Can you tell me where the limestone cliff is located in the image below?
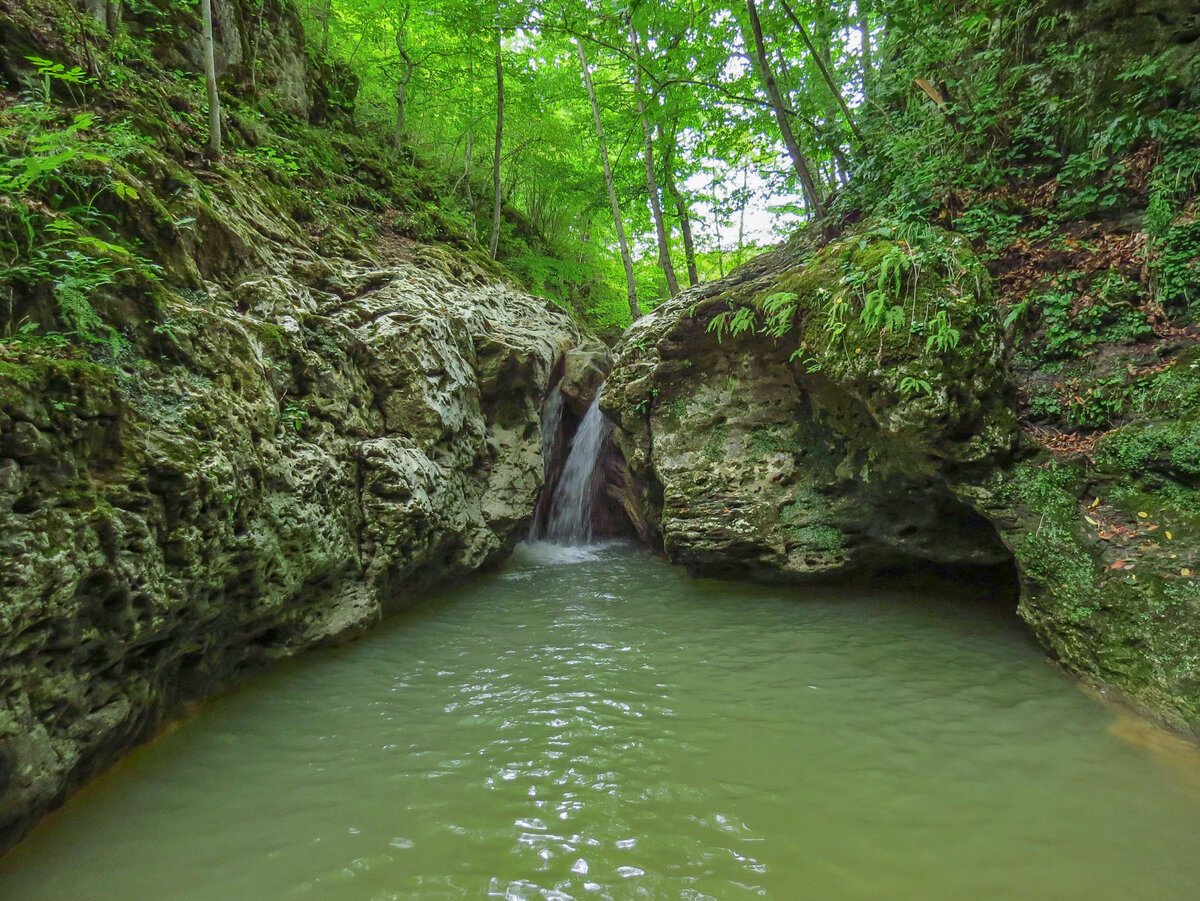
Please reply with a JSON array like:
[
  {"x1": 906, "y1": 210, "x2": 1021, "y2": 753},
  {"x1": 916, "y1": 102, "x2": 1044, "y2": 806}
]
[
  {"x1": 0, "y1": 0, "x2": 580, "y2": 853},
  {"x1": 0, "y1": 243, "x2": 578, "y2": 854},
  {"x1": 605, "y1": 230, "x2": 1200, "y2": 735}
]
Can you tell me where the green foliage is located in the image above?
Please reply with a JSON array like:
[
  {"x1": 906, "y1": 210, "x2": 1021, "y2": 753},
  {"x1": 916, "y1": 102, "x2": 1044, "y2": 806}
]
[
  {"x1": 1144, "y1": 111, "x2": 1200, "y2": 311},
  {"x1": 1029, "y1": 273, "x2": 1152, "y2": 360},
  {"x1": 706, "y1": 306, "x2": 758, "y2": 343},
  {"x1": 1098, "y1": 420, "x2": 1200, "y2": 483},
  {"x1": 841, "y1": 0, "x2": 1198, "y2": 345},
  {"x1": 26, "y1": 55, "x2": 93, "y2": 102},
  {"x1": 1, "y1": 58, "x2": 157, "y2": 348},
  {"x1": 790, "y1": 523, "x2": 845, "y2": 551},
  {"x1": 706, "y1": 222, "x2": 984, "y2": 376},
  {"x1": 281, "y1": 402, "x2": 310, "y2": 433},
  {"x1": 899, "y1": 375, "x2": 932, "y2": 396}
]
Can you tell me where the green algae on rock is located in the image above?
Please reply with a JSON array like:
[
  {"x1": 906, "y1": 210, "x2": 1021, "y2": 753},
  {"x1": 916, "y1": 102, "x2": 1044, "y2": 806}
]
[
  {"x1": 0, "y1": 3, "x2": 582, "y2": 853},
  {"x1": 0, "y1": 253, "x2": 579, "y2": 853},
  {"x1": 604, "y1": 226, "x2": 1200, "y2": 735}
]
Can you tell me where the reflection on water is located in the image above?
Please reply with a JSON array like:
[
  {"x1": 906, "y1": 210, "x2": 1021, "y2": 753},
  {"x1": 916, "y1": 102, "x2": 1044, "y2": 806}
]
[{"x1": 2, "y1": 542, "x2": 1198, "y2": 900}]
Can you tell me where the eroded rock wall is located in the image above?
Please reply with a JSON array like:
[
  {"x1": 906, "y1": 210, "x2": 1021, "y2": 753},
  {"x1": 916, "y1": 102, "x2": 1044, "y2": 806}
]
[
  {"x1": 0, "y1": 0, "x2": 589, "y2": 856},
  {"x1": 0, "y1": 246, "x2": 577, "y2": 855},
  {"x1": 605, "y1": 234, "x2": 1200, "y2": 734}
]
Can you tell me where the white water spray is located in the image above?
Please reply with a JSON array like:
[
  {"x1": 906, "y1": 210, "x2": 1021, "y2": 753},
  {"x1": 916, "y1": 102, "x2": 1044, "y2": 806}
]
[{"x1": 542, "y1": 384, "x2": 609, "y2": 545}]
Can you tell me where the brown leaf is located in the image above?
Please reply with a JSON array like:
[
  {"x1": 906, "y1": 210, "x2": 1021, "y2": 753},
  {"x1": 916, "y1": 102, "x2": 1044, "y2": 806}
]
[{"x1": 914, "y1": 78, "x2": 948, "y2": 110}]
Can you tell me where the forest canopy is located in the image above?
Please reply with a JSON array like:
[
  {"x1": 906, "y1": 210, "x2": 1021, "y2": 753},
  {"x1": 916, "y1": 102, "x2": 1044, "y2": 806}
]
[
  {"x1": 1, "y1": 0, "x2": 1197, "y2": 337},
  {"x1": 296, "y1": 0, "x2": 1198, "y2": 331},
  {"x1": 302, "y1": 0, "x2": 873, "y2": 326}
]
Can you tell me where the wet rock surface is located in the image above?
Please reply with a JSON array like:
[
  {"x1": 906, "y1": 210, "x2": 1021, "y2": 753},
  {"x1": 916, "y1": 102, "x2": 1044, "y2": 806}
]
[
  {"x1": 604, "y1": 239, "x2": 1018, "y2": 582},
  {"x1": 0, "y1": 250, "x2": 577, "y2": 852},
  {"x1": 605, "y1": 236, "x2": 1200, "y2": 734}
]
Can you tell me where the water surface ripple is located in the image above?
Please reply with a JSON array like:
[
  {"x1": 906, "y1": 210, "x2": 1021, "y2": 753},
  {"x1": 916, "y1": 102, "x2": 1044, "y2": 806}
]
[{"x1": 3, "y1": 543, "x2": 1199, "y2": 900}]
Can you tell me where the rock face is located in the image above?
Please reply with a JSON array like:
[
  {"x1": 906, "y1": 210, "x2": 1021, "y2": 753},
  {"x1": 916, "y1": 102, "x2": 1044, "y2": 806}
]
[
  {"x1": 0, "y1": 0, "x2": 583, "y2": 852},
  {"x1": 605, "y1": 236, "x2": 1019, "y2": 581},
  {"x1": 605, "y1": 231, "x2": 1200, "y2": 733},
  {"x1": 557, "y1": 342, "x2": 613, "y2": 418},
  {"x1": 0, "y1": 248, "x2": 577, "y2": 852}
]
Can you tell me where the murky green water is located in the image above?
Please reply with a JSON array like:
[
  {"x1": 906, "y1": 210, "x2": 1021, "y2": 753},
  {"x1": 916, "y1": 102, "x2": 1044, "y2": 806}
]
[{"x1": 3, "y1": 543, "x2": 1199, "y2": 900}]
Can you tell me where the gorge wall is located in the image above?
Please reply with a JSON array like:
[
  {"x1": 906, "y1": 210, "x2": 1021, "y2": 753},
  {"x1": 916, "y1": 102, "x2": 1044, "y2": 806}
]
[
  {"x1": 3, "y1": 0, "x2": 1199, "y2": 861},
  {"x1": 0, "y1": 0, "x2": 584, "y2": 853},
  {"x1": 604, "y1": 230, "x2": 1200, "y2": 737},
  {"x1": 0, "y1": 231, "x2": 579, "y2": 856}
]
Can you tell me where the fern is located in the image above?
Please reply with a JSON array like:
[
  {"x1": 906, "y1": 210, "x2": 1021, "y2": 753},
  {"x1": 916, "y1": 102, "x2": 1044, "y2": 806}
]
[
  {"x1": 899, "y1": 375, "x2": 933, "y2": 396},
  {"x1": 706, "y1": 310, "x2": 732, "y2": 342},
  {"x1": 925, "y1": 310, "x2": 961, "y2": 353},
  {"x1": 728, "y1": 307, "x2": 757, "y2": 338},
  {"x1": 762, "y1": 291, "x2": 798, "y2": 338}
]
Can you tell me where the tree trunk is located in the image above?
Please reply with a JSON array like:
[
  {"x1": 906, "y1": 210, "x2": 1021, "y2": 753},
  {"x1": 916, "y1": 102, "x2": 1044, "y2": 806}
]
[
  {"x1": 737, "y1": 163, "x2": 748, "y2": 251},
  {"x1": 321, "y1": 0, "x2": 332, "y2": 53},
  {"x1": 744, "y1": 0, "x2": 825, "y2": 224},
  {"x1": 859, "y1": 0, "x2": 873, "y2": 102},
  {"x1": 657, "y1": 124, "x2": 698, "y2": 287},
  {"x1": 777, "y1": 0, "x2": 865, "y2": 147},
  {"x1": 393, "y1": 5, "x2": 414, "y2": 154},
  {"x1": 627, "y1": 19, "x2": 679, "y2": 297},
  {"x1": 576, "y1": 39, "x2": 641, "y2": 321},
  {"x1": 708, "y1": 189, "x2": 725, "y2": 278},
  {"x1": 488, "y1": 24, "x2": 504, "y2": 260},
  {"x1": 464, "y1": 128, "x2": 475, "y2": 229},
  {"x1": 200, "y1": 0, "x2": 221, "y2": 157},
  {"x1": 105, "y1": 0, "x2": 121, "y2": 34},
  {"x1": 393, "y1": 79, "x2": 407, "y2": 151},
  {"x1": 463, "y1": 53, "x2": 475, "y2": 229},
  {"x1": 392, "y1": 59, "x2": 415, "y2": 153}
]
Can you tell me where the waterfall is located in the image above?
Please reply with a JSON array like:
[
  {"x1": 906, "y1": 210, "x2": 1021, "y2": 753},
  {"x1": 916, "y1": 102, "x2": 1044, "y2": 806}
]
[
  {"x1": 541, "y1": 384, "x2": 609, "y2": 545},
  {"x1": 540, "y1": 383, "x2": 564, "y2": 473},
  {"x1": 530, "y1": 384, "x2": 565, "y2": 537}
]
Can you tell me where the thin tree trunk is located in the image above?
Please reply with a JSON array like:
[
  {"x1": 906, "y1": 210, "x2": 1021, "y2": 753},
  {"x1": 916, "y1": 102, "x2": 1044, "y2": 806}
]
[
  {"x1": 737, "y1": 163, "x2": 748, "y2": 252},
  {"x1": 321, "y1": 0, "x2": 332, "y2": 52},
  {"x1": 393, "y1": 5, "x2": 414, "y2": 154},
  {"x1": 489, "y1": 24, "x2": 504, "y2": 260},
  {"x1": 709, "y1": 192, "x2": 725, "y2": 279},
  {"x1": 393, "y1": 77, "x2": 408, "y2": 151},
  {"x1": 744, "y1": 0, "x2": 825, "y2": 224},
  {"x1": 105, "y1": 0, "x2": 121, "y2": 34},
  {"x1": 859, "y1": 0, "x2": 873, "y2": 102},
  {"x1": 658, "y1": 124, "x2": 698, "y2": 287},
  {"x1": 576, "y1": 39, "x2": 641, "y2": 321},
  {"x1": 777, "y1": 0, "x2": 865, "y2": 147},
  {"x1": 464, "y1": 53, "x2": 475, "y2": 230},
  {"x1": 392, "y1": 60, "x2": 415, "y2": 153},
  {"x1": 464, "y1": 128, "x2": 475, "y2": 229},
  {"x1": 627, "y1": 19, "x2": 679, "y2": 296},
  {"x1": 201, "y1": 0, "x2": 221, "y2": 157}
]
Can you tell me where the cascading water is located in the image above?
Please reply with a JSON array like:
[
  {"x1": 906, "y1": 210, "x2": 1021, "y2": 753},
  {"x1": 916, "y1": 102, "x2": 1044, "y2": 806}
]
[
  {"x1": 540, "y1": 383, "x2": 609, "y2": 545},
  {"x1": 530, "y1": 383, "x2": 565, "y2": 538},
  {"x1": 539, "y1": 382, "x2": 564, "y2": 470}
]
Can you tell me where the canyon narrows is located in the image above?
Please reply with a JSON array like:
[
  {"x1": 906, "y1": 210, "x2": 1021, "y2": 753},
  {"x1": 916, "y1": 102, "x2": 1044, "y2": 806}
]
[{"x1": 2, "y1": 0, "x2": 1199, "y2": 879}]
